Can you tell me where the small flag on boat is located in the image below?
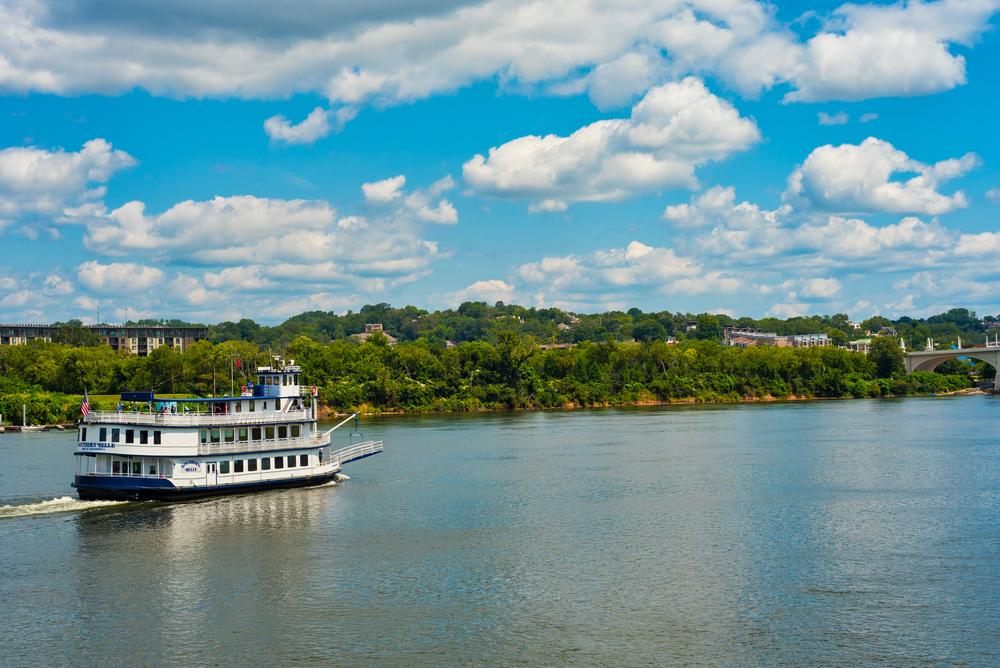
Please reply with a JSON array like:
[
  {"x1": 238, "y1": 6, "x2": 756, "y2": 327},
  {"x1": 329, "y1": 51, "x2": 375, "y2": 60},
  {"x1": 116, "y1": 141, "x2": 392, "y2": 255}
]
[{"x1": 81, "y1": 389, "x2": 91, "y2": 419}]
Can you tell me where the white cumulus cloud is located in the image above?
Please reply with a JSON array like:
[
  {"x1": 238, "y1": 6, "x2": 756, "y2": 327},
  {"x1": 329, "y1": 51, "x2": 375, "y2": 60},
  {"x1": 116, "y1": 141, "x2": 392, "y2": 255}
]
[
  {"x1": 463, "y1": 77, "x2": 759, "y2": 208},
  {"x1": 264, "y1": 107, "x2": 339, "y2": 144},
  {"x1": 77, "y1": 261, "x2": 164, "y2": 293},
  {"x1": 0, "y1": 139, "x2": 135, "y2": 225},
  {"x1": 785, "y1": 137, "x2": 979, "y2": 215},
  {"x1": 446, "y1": 279, "x2": 516, "y2": 305},
  {"x1": 362, "y1": 175, "x2": 407, "y2": 203}
]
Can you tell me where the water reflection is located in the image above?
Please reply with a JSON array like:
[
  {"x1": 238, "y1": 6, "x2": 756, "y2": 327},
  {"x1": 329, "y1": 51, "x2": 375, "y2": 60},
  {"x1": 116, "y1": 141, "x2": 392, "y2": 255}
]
[{"x1": 71, "y1": 486, "x2": 339, "y2": 665}]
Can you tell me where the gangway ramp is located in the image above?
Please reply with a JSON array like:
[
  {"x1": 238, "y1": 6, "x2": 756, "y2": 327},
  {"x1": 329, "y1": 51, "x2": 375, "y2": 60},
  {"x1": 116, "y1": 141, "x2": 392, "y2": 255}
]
[{"x1": 330, "y1": 440, "x2": 383, "y2": 467}]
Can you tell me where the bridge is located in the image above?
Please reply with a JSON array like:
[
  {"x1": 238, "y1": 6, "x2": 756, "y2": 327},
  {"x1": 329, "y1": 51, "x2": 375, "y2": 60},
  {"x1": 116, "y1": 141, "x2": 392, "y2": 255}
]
[{"x1": 905, "y1": 341, "x2": 1000, "y2": 389}]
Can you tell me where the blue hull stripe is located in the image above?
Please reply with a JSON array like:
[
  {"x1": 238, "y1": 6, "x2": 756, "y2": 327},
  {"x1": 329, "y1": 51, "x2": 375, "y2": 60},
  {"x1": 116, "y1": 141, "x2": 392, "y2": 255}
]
[{"x1": 73, "y1": 472, "x2": 338, "y2": 501}]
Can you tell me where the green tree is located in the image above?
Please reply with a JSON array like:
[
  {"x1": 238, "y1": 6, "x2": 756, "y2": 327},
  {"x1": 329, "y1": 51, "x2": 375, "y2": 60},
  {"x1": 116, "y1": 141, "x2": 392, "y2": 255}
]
[{"x1": 869, "y1": 336, "x2": 905, "y2": 378}]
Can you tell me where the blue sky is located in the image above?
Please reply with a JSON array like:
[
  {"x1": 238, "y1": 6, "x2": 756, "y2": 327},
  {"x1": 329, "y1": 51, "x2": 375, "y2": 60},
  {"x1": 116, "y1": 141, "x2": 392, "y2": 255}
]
[{"x1": 0, "y1": 0, "x2": 998, "y2": 323}]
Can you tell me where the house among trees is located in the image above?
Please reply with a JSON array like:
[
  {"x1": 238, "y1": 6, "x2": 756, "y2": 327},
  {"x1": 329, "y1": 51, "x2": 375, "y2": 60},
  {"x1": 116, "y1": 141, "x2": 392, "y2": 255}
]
[{"x1": 352, "y1": 323, "x2": 398, "y2": 345}]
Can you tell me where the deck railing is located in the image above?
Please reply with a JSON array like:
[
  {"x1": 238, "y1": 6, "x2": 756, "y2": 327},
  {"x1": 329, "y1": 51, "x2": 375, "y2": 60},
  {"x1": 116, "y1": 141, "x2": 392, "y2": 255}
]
[
  {"x1": 197, "y1": 434, "x2": 329, "y2": 456},
  {"x1": 87, "y1": 409, "x2": 313, "y2": 427},
  {"x1": 329, "y1": 440, "x2": 384, "y2": 466}
]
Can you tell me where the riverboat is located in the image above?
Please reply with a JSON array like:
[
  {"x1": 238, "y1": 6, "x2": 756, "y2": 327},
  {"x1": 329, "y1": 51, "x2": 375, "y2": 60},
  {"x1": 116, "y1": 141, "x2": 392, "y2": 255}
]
[{"x1": 72, "y1": 360, "x2": 382, "y2": 500}]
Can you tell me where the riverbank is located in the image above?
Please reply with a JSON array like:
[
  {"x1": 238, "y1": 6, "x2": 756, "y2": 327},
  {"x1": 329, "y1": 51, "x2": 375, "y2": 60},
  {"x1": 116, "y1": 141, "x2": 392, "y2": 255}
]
[
  {"x1": 316, "y1": 386, "x2": 989, "y2": 418},
  {"x1": 0, "y1": 369, "x2": 981, "y2": 426}
]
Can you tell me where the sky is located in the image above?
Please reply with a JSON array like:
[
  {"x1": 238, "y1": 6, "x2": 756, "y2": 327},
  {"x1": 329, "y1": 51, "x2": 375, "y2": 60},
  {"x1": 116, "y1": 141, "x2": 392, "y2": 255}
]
[{"x1": 0, "y1": 0, "x2": 998, "y2": 324}]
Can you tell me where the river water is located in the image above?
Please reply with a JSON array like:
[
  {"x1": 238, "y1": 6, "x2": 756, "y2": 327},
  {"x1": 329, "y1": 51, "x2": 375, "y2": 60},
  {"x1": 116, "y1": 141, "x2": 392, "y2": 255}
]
[{"x1": 1, "y1": 397, "x2": 999, "y2": 666}]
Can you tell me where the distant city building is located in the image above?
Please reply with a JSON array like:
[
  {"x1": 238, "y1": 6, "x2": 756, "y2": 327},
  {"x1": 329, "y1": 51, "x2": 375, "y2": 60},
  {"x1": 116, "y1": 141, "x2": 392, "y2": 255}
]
[
  {"x1": 0, "y1": 324, "x2": 207, "y2": 355},
  {"x1": 723, "y1": 326, "x2": 829, "y2": 348}
]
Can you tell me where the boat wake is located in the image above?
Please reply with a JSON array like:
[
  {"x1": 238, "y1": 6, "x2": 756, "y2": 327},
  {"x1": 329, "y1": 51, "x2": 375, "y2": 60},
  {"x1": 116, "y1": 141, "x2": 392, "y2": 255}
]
[{"x1": 0, "y1": 496, "x2": 127, "y2": 519}]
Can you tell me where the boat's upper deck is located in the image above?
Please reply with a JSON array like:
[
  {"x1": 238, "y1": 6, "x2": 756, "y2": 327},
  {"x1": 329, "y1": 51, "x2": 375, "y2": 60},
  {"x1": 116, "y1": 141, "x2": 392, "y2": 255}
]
[
  {"x1": 85, "y1": 405, "x2": 313, "y2": 427},
  {"x1": 86, "y1": 362, "x2": 318, "y2": 428}
]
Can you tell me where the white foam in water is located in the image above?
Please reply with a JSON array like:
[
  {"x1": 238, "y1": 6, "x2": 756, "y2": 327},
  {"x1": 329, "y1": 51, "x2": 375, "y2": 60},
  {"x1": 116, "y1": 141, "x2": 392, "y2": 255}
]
[
  {"x1": 0, "y1": 496, "x2": 127, "y2": 519},
  {"x1": 334, "y1": 473, "x2": 350, "y2": 481}
]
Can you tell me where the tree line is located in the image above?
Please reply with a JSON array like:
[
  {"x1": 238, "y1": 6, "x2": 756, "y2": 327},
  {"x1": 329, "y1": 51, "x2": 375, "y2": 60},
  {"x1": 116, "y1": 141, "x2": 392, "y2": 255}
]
[{"x1": 0, "y1": 332, "x2": 975, "y2": 425}]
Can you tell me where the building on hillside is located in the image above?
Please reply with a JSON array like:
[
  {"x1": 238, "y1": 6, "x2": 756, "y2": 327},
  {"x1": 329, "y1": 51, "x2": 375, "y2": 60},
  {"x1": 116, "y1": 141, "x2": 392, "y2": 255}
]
[
  {"x1": 789, "y1": 333, "x2": 830, "y2": 348},
  {"x1": 0, "y1": 324, "x2": 52, "y2": 345},
  {"x1": 352, "y1": 323, "x2": 398, "y2": 345},
  {"x1": 0, "y1": 324, "x2": 207, "y2": 355},
  {"x1": 848, "y1": 338, "x2": 872, "y2": 354},
  {"x1": 723, "y1": 326, "x2": 829, "y2": 348}
]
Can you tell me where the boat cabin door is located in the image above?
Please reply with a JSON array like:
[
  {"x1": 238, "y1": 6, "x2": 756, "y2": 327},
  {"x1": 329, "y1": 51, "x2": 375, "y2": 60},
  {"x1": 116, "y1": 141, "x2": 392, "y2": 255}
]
[{"x1": 206, "y1": 462, "x2": 218, "y2": 486}]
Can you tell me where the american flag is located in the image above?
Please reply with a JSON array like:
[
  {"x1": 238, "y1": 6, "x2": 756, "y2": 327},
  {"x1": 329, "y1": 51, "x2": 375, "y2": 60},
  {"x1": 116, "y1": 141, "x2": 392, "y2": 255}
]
[{"x1": 81, "y1": 389, "x2": 90, "y2": 419}]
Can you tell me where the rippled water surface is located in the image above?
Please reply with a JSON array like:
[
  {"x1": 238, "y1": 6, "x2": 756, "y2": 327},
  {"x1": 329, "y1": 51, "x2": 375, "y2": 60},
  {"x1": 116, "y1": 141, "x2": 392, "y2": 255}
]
[{"x1": 2, "y1": 397, "x2": 999, "y2": 666}]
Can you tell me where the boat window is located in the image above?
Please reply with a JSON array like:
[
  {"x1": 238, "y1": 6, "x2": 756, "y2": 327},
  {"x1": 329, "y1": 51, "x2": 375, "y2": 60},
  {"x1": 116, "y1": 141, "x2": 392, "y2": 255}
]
[
  {"x1": 125, "y1": 429, "x2": 134, "y2": 444},
  {"x1": 140, "y1": 430, "x2": 148, "y2": 445},
  {"x1": 112, "y1": 428, "x2": 120, "y2": 443},
  {"x1": 131, "y1": 461, "x2": 141, "y2": 476},
  {"x1": 99, "y1": 427, "x2": 107, "y2": 442},
  {"x1": 200, "y1": 430, "x2": 208, "y2": 444},
  {"x1": 238, "y1": 427, "x2": 248, "y2": 441},
  {"x1": 278, "y1": 426, "x2": 288, "y2": 439},
  {"x1": 220, "y1": 461, "x2": 230, "y2": 474},
  {"x1": 80, "y1": 427, "x2": 87, "y2": 442},
  {"x1": 291, "y1": 425, "x2": 300, "y2": 438},
  {"x1": 148, "y1": 459, "x2": 157, "y2": 476},
  {"x1": 262, "y1": 401, "x2": 268, "y2": 410},
  {"x1": 235, "y1": 402, "x2": 241, "y2": 413},
  {"x1": 252, "y1": 427, "x2": 262, "y2": 441},
  {"x1": 274, "y1": 457, "x2": 284, "y2": 469},
  {"x1": 234, "y1": 460, "x2": 244, "y2": 473},
  {"x1": 265, "y1": 426, "x2": 275, "y2": 440},
  {"x1": 112, "y1": 460, "x2": 121, "y2": 475},
  {"x1": 224, "y1": 428, "x2": 235, "y2": 443},
  {"x1": 287, "y1": 455, "x2": 295, "y2": 468},
  {"x1": 261, "y1": 457, "x2": 271, "y2": 470},
  {"x1": 248, "y1": 459, "x2": 258, "y2": 472},
  {"x1": 153, "y1": 431, "x2": 161, "y2": 445},
  {"x1": 249, "y1": 400, "x2": 255, "y2": 412},
  {"x1": 300, "y1": 454, "x2": 308, "y2": 467},
  {"x1": 210, "y1": 429, "x2": 221, "y2": 443}
]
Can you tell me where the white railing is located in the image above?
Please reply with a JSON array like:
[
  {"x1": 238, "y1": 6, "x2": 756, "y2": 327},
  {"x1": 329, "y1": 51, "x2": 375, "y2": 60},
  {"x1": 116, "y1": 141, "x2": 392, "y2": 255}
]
[
  {"x1": 197, "y1": 434, "x2": 329, "y2": 456},
  {"x1": 87, "y1": 409, "x2": 313, "y2": 427},
  {"x1": 329, "y1": 440, "x2": 383, "y2": 466}
]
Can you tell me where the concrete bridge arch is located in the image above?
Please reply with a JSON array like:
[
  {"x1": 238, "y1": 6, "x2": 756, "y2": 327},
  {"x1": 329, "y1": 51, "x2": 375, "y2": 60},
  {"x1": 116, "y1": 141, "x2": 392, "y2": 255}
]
[{"x1": 904, "y1": 347, "x2": 1000, "y2": 389}]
